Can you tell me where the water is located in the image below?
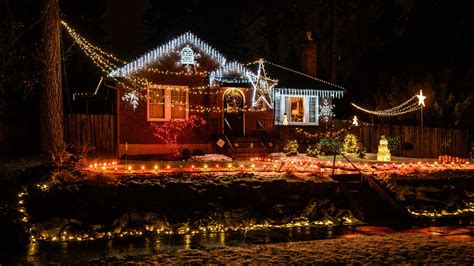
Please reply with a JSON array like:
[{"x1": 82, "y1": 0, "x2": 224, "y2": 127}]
[{"x1": 5, "y1": 222, "x2": 473, "y2": 264}]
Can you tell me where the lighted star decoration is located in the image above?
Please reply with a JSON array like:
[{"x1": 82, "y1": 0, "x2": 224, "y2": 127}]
[
  {"x1": 247, "y1": 59, "x2": 278, "y2": 109},
  {"x1": 416, "y1": 90, "x2": 426, "y2": 107}
]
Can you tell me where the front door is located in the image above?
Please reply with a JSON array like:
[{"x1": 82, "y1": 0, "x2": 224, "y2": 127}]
[{"x1": 223, "y1": 89, "x2": 244, "y2": 136}]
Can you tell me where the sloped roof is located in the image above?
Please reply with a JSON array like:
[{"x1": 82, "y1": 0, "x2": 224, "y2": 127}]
[
  {"x1": 263, "y1": 61, "x2": 346, "y2": 92},
  {"x1": 108, "y1": 32, "x2": 227, "y2": 77}
]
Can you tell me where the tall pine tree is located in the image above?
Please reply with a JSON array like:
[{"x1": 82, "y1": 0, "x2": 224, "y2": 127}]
[{"x1": 41, "y1": 0, "x2": 65, "y2": 155}]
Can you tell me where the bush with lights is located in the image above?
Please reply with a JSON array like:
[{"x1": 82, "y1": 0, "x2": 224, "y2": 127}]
[
  {"x1": 306, "y1": 144, "x2": 321, "y2": 157},
  {"x1": 387, "y1": 136, "x2": 400, "y2": 152},
  {"x1": 283, "y1": 140, "x2": 299, "y2": 155},
  {"x1": 343, "y1": 134, "x2": 358, "y2": 153},
  {"x1": 318, "y1": 138, "x2": 343, "y2": 155}
]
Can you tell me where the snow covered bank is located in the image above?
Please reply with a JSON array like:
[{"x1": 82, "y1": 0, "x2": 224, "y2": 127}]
[
  {"x1": 375, "y1": 169, "x2": 474, "y2": 217},
  {"x1": 95, "y1": 233, "x2": 474, "y2": 264},
  {"x1": 24, "y1": 172, "x2": 359, "y2": 242}
]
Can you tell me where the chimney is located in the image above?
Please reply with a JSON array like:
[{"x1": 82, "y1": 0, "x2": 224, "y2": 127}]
[{"x1": 301, "y1": 31, "x2": 317, "y2": 77}]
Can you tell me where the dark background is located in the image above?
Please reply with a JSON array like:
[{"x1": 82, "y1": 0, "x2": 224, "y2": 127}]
[{"x1": 1, "y1": 0, "x2": 473, "y2": 155}]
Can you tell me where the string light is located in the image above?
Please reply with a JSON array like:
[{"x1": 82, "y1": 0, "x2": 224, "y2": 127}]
[
  {"x1": 63, "y1": 20, "x2": 346, "y2": 113},
  {"x1": 108, "y1": 32, "x2": 227, "y2": 77},
  {"x1": 247, "y1": 59, "x2": 278, "y2": 109},
  {"x1": 61, "y1": 20, "x2": 124, "y2": 73},
  {"x1": 351, "y1": 91, "x2": 426, "y2": 117},
  {"x1": 208, "y1": 61, "x2": 255, "y2": 87},
  {"x1": 262, "y1": 60, "x2": 346, "y2": 91}
]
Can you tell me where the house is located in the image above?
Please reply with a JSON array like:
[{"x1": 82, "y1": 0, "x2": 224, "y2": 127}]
[{"x1": 106, "y1": 32, "x2": 345, "y2": 157}]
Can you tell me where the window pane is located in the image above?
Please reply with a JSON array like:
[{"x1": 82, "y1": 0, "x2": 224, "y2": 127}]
[
  {"x1": 289, "y1": 97, "x2": 304, "y2": 122},
  {"x1": 171, "y1": 89, "x2": 186, "y2": 118},
  {"x1": 149, "y1": 88, "x2": 165, "y2": 118},
  {"x1": 274, "y1": 94, "x2": 281, "y2": 121},
  {"x1": 309, "y1": 97, "x2": 316, "y2": 123}
]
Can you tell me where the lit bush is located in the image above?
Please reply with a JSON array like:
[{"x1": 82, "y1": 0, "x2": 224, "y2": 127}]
[
  {"x1": 283, "y1": 140, "x2": 299, "y2": 154},
  {"x1": 318, "y1": 138, "x2": 342, "y2": 155},
  {"x1": 343, "y1": 134, "x2": 358, "y2": 153},
  {"x1": 387, "y1": 136, "x2": 400, "y2": 151},
  {"x1": 306, "y1": 144, "x2": 321, "y2": 157}
]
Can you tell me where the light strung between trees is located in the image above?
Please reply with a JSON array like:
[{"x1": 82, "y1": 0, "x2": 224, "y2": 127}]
[{"x1": 351, "y1": 90, "x2": 426, "y2": 117}]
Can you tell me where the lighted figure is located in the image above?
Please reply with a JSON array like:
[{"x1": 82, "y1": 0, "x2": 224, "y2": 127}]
[
  {"x1": 352, "y1": 115, "x2": 359, "y2": 126},
  {"x1": 376, "y1": 135, "x2": 391, "y2": 161},
  {"x1": 282, "y1": 113, "x2": 288, "y2": 125}
]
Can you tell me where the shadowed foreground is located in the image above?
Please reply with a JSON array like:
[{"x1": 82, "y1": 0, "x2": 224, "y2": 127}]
[{"x1": 95, "y1": 233, "x2": 474, "y2": 264}]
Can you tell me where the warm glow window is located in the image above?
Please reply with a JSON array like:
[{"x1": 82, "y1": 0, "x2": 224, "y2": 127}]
[
  {"x1": 275, "y1": 94, "x2": 319, "y2": 125},
  {"x1": 289, "y1": 97, "x2": 304, "y2": 122},
  {"x1": 149, "y1": 88, "x2": 165, "y2": 119},
  {"x1": 147, "y1": 85, "x2": 188, "y2": 121},
  {"x1": 171, "y1": 90, "x2": 186, "y2": 118}
]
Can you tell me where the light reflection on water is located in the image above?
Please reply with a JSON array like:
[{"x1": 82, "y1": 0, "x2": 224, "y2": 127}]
[{"x1": 12, "y1": 222, "x2": 474, "y2": 264}]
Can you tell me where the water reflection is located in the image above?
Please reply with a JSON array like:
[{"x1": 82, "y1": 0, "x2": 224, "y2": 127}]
[{"x1": 8, "y1": 222, "x2": 474, "y2": 264}]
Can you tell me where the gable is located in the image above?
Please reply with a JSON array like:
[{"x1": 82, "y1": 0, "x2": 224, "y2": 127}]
[
  {"x1": 208, "y1": 61, "x2": 256, "y2": 86},
  {"x1": 108, "y1": 32, "x2": 227, "y2": 78}
]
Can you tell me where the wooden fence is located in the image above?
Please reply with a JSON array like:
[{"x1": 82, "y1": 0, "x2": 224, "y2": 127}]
[
  {"x1": 358, "y1": 124, "x2": 470, "y2": 158},
  {"x1": 64, "y1": 114, "x2": 116, "y2": 155}
]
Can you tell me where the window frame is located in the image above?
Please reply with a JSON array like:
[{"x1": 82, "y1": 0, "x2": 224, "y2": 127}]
[
  {"x1": 147, "y1": 84, "x2": 189, "y2": 122},
  {"x1": 275, "y1": 94, "x2": 319, "y2": 126}
]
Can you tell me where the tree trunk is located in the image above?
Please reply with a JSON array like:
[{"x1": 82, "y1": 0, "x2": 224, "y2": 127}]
[
  {"x1": 330, "y1": 0, "x2": 337, "y2": 83},
  {"x1": 40, "y1": 0, "x2": 65, "y2": 155}
]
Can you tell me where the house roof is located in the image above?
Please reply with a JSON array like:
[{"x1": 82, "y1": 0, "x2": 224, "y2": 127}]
[
  {"x1": 108, "y1": 32, "x2": 228, "y2": 78},
  {"x1": 106, "y1": 32, "x2": 345, "y2": 99},
  {"x1": 262, "y1": 61, "x2": 346, "y2": 93}
]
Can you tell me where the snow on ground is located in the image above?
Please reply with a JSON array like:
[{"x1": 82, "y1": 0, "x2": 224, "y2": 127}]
[
  {"x1": 95, "y1": 233, "x2": 474, "y2": 264},
  {"x1": 190, "y1": 154, "x2": 233, "y2": 162},
  {"x1": 268, "y1": 152, "x2": 441, "y2": 163}
]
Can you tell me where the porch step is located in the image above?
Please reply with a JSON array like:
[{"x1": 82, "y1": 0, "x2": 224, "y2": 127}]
[{"x1": 228, "y1": 136, "x2": 268, "y2": 160}]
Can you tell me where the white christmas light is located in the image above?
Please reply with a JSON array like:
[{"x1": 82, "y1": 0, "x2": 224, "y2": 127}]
[
  {"x1": 319, "y1": 98, "x2": 335, "y2": 123},
  {"x1": 416, "y1": 90, "x2": 426, "y2": 107},
  {"x1": 351, "y1": 91, "x2": 426, "y2": 117},
  {"x1": 122, "y1": 92, "x2": 140, "y2": 110},
  {"x1": 247, "y1": 59, "x2": 278, "y2": 109},
  {"x1": 109, "y1": 32, "x2": 227, "y2": 77}
]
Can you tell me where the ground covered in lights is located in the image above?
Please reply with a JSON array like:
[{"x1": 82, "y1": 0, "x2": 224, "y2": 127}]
[
  {"x1": 7, "y1": 153, "x2": 474, "y2": 246},
  {"x1": 376, "y1": 169, "x2": 474, "y2": 217},
  {"x1": 92, "y1": 230, "x2": 474, "y2": 264},
  {"x1": 22, "y1": 170, "x2": 359, "y2": 243}
]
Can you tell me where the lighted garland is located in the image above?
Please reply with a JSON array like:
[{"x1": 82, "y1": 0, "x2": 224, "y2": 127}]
[
  {"x1": 351, "y1": 90, "x2": 427, "y2": 117},
  {"x1": 62, "y1": 21, "x2": 268, "y2": 113},
  {"x1": 108, "y1": 32, "x2": 227, "y2": 78},
  {"x1": 62, "y1": 20, "x2": 340, "y2": 114},
  {"x1": 262, "y1": 60, "x2": 346, "y2": 91}
]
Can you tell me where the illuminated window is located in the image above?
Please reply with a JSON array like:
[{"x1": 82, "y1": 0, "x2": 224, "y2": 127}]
[
  {"x1": 149, "y1": 88, "x2": 165, "y2": 119},
  {"x1": 289, "y1": 97, "x2": 304, "y2": 122},
  {"x1": 276, "y1": 94, "x2": 319, "y2": 125},
  {"x1": 171, "y1": 90, "x2": 186, "y2": 118},
  {"x1": 147, "y1": 85, "x2": 188, "y2": 121}
]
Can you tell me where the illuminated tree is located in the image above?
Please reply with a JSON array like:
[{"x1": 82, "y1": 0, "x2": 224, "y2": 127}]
[{"x1": 150, "y1": 115, "x2": 206, "y2": 157}]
